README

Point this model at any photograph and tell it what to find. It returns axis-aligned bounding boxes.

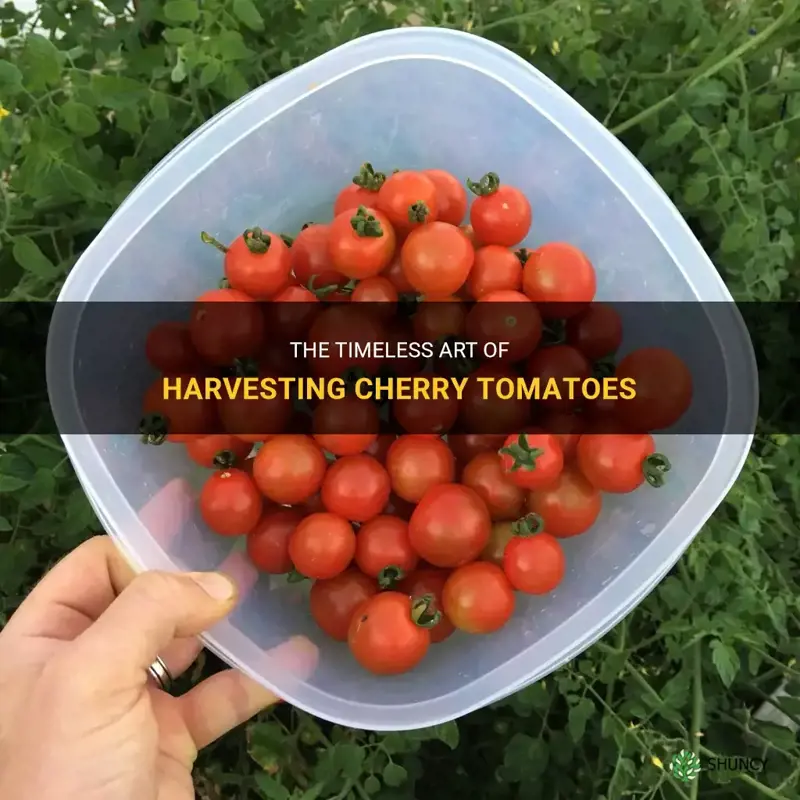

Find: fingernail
[189,571,236,601]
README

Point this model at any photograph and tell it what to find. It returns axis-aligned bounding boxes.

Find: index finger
[2,535,135,643]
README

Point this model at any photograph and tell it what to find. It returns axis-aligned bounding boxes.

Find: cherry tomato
[217,377,293,443]
[252,434,327,504]
[386,435,455,503]
[526,344,592,411]
[565,303,623,361]
[312,394,379,456]
[503,530,565,595]
[481,520,515,565]
[466,245,523,298]
[466,289,542,363]
[199,468,262,536]
[145,321,203,374]
[222,227,292,299]
[401,222,474,296]
[498,431,564,490]
[539,411,585,462]
[423,169,467,226]
[458,364,531,435]
[525,467,601,538]
[521,242,596,318]
[377,170,439,232]
[462,452,525,521]
[393,382,459,435]
[397,567,455,643]
[351,276,398,305]
[443,562,515,634]
[614,347,693,432]
[141,377,218,443]
[328,206,396,280]
[310,569,378,642]
[467,172,531,247]
[334,164,385,215]
[289,512,356,579]
[189,288,265,366]
[412,296,466,343]
[408,483,491,568]
[355,515,419,584]
[348,592,436,675]
[246,509,301,573]
[320,454,391,523]
[448,433,506,464]
[291,223,347,290]
[185,433,252,469]
[306,305,386,379]
[577,433,671,493]
[382,252,415,293]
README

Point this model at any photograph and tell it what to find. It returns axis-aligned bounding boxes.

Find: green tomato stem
[410,593,442,629]
[643,452,671,488]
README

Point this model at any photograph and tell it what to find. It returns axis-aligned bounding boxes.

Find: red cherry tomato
[467,172,531,248]
[221,228,291,299]
[320,454,391,523]
[565,303,623,361]
[526,344,592,412]
[412,296,466,343]
[408,483,491,568]
[448,433,506,464]
[614,347,693,432]
[539,411,585,462]
[577,433,671,493]
[525,467,601,538]
[199,468,262,536]
[386,435,455,504]
[270,283,322,338]
[393,383,459,435]
[422,169,467,226]
[189,288,265,366]
[481,520,515,565]
[466,289,542,363]
[351,276,398,305]
[377,170,439,232]
[312,394,379,456]
[185,434,252,469]
[355,515,419,584]
[466,245,523,298]
[246,509,302,573]
[145,321,203,374]
[141,377,218,443]
[348,591,436,675]
[382,252,415,294]
[443,561,515,634]
[397,567,455,643]
[328,206,396,280]
[291,223,347,290]
[310,569,379,642]
[498,431,564,490]
[252,434,327,504]
[401,222,474,296]
[503,530,565,595]
[217,375,293,443]
[457,364,532,435]
[289,512,356,580]
[462,452,525,521]
[521,242,596,318]
[334,164,385,215]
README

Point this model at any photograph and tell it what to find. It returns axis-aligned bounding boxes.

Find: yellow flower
[651,756,664,770]
[551,40,561,55]
[0,105,10,119]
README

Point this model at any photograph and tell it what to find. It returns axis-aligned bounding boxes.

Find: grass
[1,0,799,798]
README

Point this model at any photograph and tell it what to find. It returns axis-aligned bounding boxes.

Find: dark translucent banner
[0,300,777,436]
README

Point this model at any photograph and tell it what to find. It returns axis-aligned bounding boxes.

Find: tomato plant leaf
[232,0,265,31]
[164,0,200,23]
[11,237,58,279]
[382,763,407,787]
[710,639,739,687]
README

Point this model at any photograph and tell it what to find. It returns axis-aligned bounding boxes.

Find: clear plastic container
[48,28,755,730]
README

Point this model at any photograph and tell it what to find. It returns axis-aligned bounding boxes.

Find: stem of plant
[689,640,704,800]
[643,453,671,488]
[411,593,441,628]
[201,230,228,253]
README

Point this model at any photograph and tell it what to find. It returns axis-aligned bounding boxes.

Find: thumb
[68,570,237,687]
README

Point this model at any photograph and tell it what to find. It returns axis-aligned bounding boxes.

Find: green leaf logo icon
[670,750,701,782]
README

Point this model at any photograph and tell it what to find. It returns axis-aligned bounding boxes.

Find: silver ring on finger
[147,656,174,693]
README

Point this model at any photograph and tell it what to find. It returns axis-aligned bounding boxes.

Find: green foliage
[1,0,800,799]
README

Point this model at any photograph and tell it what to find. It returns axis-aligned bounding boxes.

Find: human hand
[0,535,279,800]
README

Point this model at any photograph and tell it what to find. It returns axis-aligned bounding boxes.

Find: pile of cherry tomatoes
[141,164,692,676]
